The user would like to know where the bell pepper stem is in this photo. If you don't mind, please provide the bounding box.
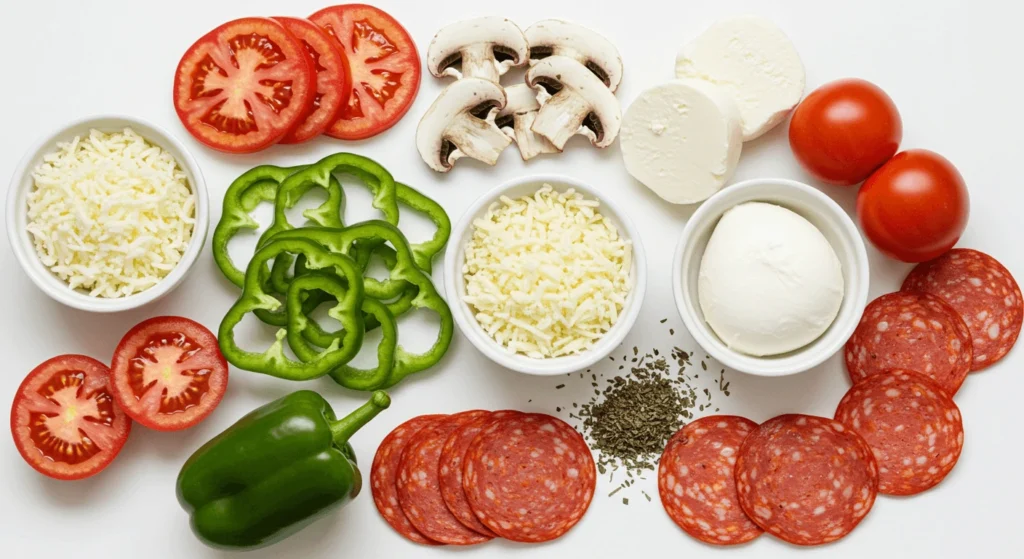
[330,391,391,446]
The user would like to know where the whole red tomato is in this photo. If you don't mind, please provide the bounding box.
[789,78,903,185]
[857,150,969,262]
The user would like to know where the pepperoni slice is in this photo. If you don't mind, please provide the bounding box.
[658,415,763,546]
[845,291,972,395]
[462,413,596,543]
[371,415,447,545]
[439,411,520,537]
[397,411,493,545]
[902,248,1022,370]
[835,370,964,495]
[735,414,878,546]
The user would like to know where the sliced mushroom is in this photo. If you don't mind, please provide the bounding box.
[427,17,529,83]
[525,19,623,92]
[526,56,621,150]
[496,84,560,161]
[417,78,511,173]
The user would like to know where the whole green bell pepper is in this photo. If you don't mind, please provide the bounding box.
[176,390,390,549]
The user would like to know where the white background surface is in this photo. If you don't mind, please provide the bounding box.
[1,0,1020,557]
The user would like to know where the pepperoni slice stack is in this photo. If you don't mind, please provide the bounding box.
[372,410,596,546]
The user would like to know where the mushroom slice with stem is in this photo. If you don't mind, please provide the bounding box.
[526,56,622,150]
[496,84,560,160]
[525,19,623,92]
[427,17,529,83]
[416,78,511,173]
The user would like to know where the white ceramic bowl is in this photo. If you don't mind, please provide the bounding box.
[444,174,647,376]
[672,178,869,376]
[6,115,209,312]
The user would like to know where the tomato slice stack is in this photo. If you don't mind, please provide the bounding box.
[173,6,420,152]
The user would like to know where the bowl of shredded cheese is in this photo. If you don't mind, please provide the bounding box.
[6,115,208,312]
[445,175,647,375]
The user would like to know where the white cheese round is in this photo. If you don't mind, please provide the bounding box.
[697,202,843,357]
[619,79,743,205]
[676,16,805,141]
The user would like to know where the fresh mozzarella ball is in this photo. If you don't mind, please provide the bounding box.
[698,202,844,356]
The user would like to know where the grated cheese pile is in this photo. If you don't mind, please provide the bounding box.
[26,128,195,298]
[462,185,633,358]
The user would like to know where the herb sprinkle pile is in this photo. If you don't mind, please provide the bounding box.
[551,323,733,502]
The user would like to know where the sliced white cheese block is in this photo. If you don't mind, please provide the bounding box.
[698,202,844,356]
[619,79,743,205]
[675,16,805,141]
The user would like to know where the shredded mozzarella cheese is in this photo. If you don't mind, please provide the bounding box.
[462,185,633,358]
[26,128,195,298]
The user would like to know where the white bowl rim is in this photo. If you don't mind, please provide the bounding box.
[671,177,870,377]
[444,173,648,376]
[6,113,209,313]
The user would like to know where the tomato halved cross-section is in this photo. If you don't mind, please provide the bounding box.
[310,4,422,140]
[10,355,132,480]
[274,17,352,144]
[173,17,316,153]
[110,317,228,432]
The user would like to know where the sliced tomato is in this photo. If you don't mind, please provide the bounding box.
[309,4,422,140]
[173,17,316,153]
[274,17,351,144]
[110,317,228,432]
[10,355,132,480]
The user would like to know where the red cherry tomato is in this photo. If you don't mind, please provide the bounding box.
[309,4,422,140]
[173,18,316,153]
[110,317,228,432]
[857,150,970,262]
[10,355,132,480]
[789,78,903,186]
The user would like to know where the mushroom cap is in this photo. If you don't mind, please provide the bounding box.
[526,55,621,148]
[525,19,623,92]
[426,17,529,81]
[416,78,508,172]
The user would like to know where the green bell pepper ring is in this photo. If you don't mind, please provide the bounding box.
[218,238,365,381]
[271,227,408,301]
[285,273,366,364]
[285,273,399,391]
[329,297,398,391]
[176,390,390,550]
[340,167,451,272]
[212,165,306,288]
[271,222,453,382]
[261,153,399,296]
[290,245,415,342]
[254,171,345,325]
